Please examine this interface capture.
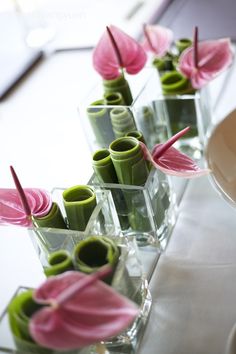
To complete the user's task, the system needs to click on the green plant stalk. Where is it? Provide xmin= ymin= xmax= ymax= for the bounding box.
xmin=125 ymin=130 xmax=146 ymax=144
xmin=109 ymin=137 xmax=152 ymax=233
xmin=86 ymin=99 xmax=115 ymax=148
xmin=110 ymin=107 xmax=137 ymax=138
xmin=109 ymin=137 xmax=149 ymax=186
xmin=152 ymin=52 xmax=176 ymax=73
xmin=160 ymin=70 xmax=198 ymax=139
xmin=135 ymin=105 xmax=163 ymax=148
xmin=33 ymin=202 xmax=67 ymax=229
xmin=44 ymin=250 xmax=74 ymax=277
xmin=175 ymin=38 xmax=192 ymax=54
xmin=92 ymin=148 xmax=130 ymax=230
xmin=103 ymin=74 xmax=133 ymax=105
xmin=92 ymin=148 xmax=118 ymax=184
xmin=125 ymin=131 xmax=153 ymax=170
xmin=7 ymin=289 xmax=87 ymax=353
xmin=7 ymin=289 xmax=52 ymax=353
xmin=63 ymin=185 xmax=97 ymax=231
xmin=104 ymin=91 xmax=124 ymax=105
xmin=73 ymin=235 xmax=120 ymax=284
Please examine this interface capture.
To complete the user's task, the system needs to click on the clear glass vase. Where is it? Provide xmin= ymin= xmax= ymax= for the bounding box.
xmin=78 ymin=68 xmax=167 ymax=152
xmin=26 ymin=231 xmax=153 ymax=353
xmin=154 ymin=86 xmax=212 ymax=160
xmin=88 ymin=167 xmax=177 ymax=250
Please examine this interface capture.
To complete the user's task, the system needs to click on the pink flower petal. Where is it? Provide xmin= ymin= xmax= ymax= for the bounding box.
xmin=178 ymin=38 xmax=233 ymax=89
xmin=0 ymin=188 xmax=52 ymax=226
xmin=93 ymin=25 xmax=147 ymax=80
xmin=140 ymin=126 xmax=210 ymax=178
xmin=151 ymin=145 xmax=210 ymax=177
xmin=142 ymin=25 xmax=173 ymax=57
xmin=30 ymin=189 xmax=52 ymax=217
xmin=30 ymin=270 xmax=139 ymax=350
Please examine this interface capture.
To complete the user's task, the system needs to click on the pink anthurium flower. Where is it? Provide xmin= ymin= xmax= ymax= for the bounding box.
xmin=178 ymin=27 xmax=233 ymax=89
xmin=0 ymin=166 xmax=52 ymax=226
xmin=142 ymin=24 xmax=173 ymax=57
xmin=30 ymin=266 xmax=139 ymax=350
xmin=93 ymin=25 xmax=147 ymax=80
xmin=0 ymin=188 xmax=52 ymax=226
xmin=140 ymin=127 xmax=210 ymax=178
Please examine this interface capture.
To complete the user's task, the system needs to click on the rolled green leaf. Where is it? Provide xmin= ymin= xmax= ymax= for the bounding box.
xmin=44 ymin=250 xmax=74 ymax=277
xmin=33 ymin=202 xmax=67 ymax=229
xmin=92 ymin=149 xmax=130 ymax=230
xmin=7 ymin=289 xmax=52 ymax=353
xmin=110 ymin=107 xmax=137 ymax=138
xmin=103 ymin=74 xmax=133 ymax=105
xmin=152 ymin=52 xmax=176 ymax=73
xmin=175 ymin=38 xmax=192 ymax=54
xmin=86 ymin=99 xmax=115 ymax=148
xmin=161 ymin=70 xmax=192 ymax=95
xmin=104 ymin=91 xmax=125 ymax=105
xmin=92 ymin=148 xmax=118 ymax=184
xmin=8 ymin=289 xmax=37 ymax=341
xmin=135 ymin=105 xmax=162 ymax=148
xmin=7 ymin=289 xmax=84 ymax=353
xmin=160 ymin=70 xmax=198 ymax=138
xmin=63 ymin=185 xmax=97 ymax=231
xmin=125 ymin=130 xmax=146 ymax=144
xmin=109 ymin=137 xmax=149 ymax=186
xmin=125 ymin=131 xmax=154 ymax=173
xmin=109 ymin=137 xmax=151 ymax=232
xmin=73 ymin=235 xmax=120 ymax=284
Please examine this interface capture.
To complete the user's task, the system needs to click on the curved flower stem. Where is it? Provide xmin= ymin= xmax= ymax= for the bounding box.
xmin=152 ymin=126 xmax=190 ymax=159
xmin=106 ymin=26 xmax=123 ymax=68
xmin=10 ymin=165 xmax=31 ymax=218
xmin=193 ymin=26 xmax=199 ymax=69
xmin=143 ymin=23 xmax=156 ymax=53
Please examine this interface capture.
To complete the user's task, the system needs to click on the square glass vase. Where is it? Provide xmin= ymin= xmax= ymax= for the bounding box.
xmin=88 ymin=168 xmax=177 ymax=250
xmin=26 ymin=230 xmax=152 ymax=354
xmin=154 ymin=87 xmax=212 ymax=160
xmin=78 ymin=68 xmax=168 ymax=152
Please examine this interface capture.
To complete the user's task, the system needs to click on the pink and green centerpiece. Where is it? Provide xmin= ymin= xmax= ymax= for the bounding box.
xmin=142 ymin=25 xmax=234 ymax=159
xmin=5 ymin=266 xmax=139 ymax=354
xmin=80 ymin=25 xmax=164 ymax=152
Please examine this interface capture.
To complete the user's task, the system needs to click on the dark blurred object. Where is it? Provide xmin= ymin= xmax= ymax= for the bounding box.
xmin=0 ymin=11 xmax=43 ymax=101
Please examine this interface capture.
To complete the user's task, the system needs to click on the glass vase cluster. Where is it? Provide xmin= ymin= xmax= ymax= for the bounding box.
xmin=79 ymin=68 xmax=168 ymax=151
xmin=0 ymin=182 xmax=157 ymax=353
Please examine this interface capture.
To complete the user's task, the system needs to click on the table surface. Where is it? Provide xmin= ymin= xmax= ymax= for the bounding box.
xmin=1 ymin=34 xmax=236 ymax=354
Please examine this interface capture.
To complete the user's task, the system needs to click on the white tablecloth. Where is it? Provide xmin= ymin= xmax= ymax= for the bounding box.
xmin=139 ymin=176 xmax=236 ymax=354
